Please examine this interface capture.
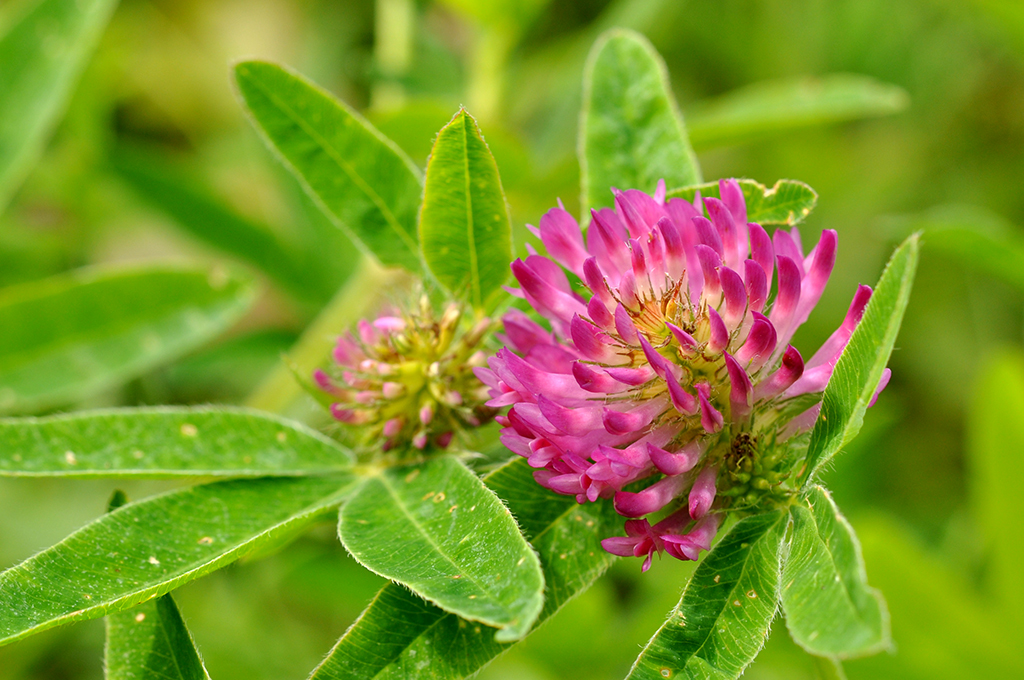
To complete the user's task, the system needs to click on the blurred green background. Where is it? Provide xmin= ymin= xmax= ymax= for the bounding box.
xmin=2 ymin=0 xmax=1024 ymax=678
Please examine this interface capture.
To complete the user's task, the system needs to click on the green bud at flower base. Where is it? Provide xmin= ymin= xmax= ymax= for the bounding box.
xmin=313 ymin=297 xmax=497 ymax=458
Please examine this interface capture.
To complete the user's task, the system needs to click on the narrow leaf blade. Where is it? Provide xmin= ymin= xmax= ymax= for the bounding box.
xmin=666 ymin=179 xmax=817 ymax=226
xmin=687 ymin=74 xmax=909 ymax=150
xmin=580 ymin=28 xmax=701 ymax=216
xmin=969 ymin=351 xmax=1024 ymax=627
xmin=781 ymin=486 xmax=890 ymax=658
xmin=801 ymin=234 xmax=920 ymax=484
xmin=0 ymin=0 xmax=118 ymax=213
xmin=626 ymin=511 xmax=787 ymax=680
xmin=337 ymin=456 xmax=544 ymax=642
xmin=310 ymin=456 xmax=620 ymax=680
xmin=0 ymin=474 xmax=359 ymax=646
xmin=0 ymin=265 xmax=256 ymax=415
xmin=0 ymin=406 xmax=352 ymax=477
xmin=419 ymin=109 xmax=513 ymax=311
xmin=105 ymin=594 xmax=210 ymax=680
xmin=233 ymin=60 xmax=424 ymax=271
xmin=111 ymin=145 xmax=338 ymax=304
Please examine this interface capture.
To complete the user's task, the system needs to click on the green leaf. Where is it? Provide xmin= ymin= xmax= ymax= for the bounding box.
xmin=969 ymin=351 xmax=1024 ymax=628
xmin=781 ymin=486 xmax=890 ymax=658
xmin=686 ymin=75 xmax=909 ymax=150
xmin=0 ymin=406 xmax=353 ymax=477
xmin=105 ymin=593 xmax=210 ymax=680
xmin=0 ymin=265 xmax=256 ymax=415
xmin=896 ymin=204 xmax=1024 ymax=292
xmin=233 ymin=60 xmax=424 ymax=272
xmin=579 ymin=28 xmax=701 ymax=216
xmin=0 ymin=474 xmax=359 ymax=646
xmin=309 ymin=456 xmax=620 ymax=680
xmin=626 ymin=511 xmax=788 ymax=680
xmin=418 ymin=109 xmax=513 ymax=311
xmin=845 ymin=514 xmax=1022 ymax=678
xmin=337 ymin=455 xmax=544 ymax=642
xmin=111 ymin=145 xmax=340 ymax=305
xmin=666 ymin=179 xmax=818 ymax=226
xmin=0 ymin=0 xmax=118 ymax=213
xmin=801 ymin=234 xmax=920 ymax=484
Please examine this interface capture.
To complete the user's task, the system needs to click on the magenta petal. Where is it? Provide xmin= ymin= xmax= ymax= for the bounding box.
xmin=743 ymin=259 xmax=768 ymax=314
xmin=688 ymin=465 xmax=718 ymax=519
xmin=538 ymin=395 xmax=603 ymax=435
xmin=735 ymin=313 xmax=777 ymax=372
xmin=539 ymin=206 xmax=588 ymax=276
xmin=614 ymin=473 xmax=690 ymax=517
xmin=570 ymin=314 xmax=620 ymax=364
xmin=587 ymin=296 xmax=615 ymax=330
xmin=769 ymin=255 xmax=802 ymax=337
xmin=695 ymin=244 xmax=723 ymax=305
xmin=791 ymin=230 xmax=837 ymax=333
xmin=748 ymin=224 xmax=775 ymax=291
xmin=606 ymin=365 xmax=656 ymax=385
xmin=589 ymin=208 xmax=631 ymax=276
xmin=720 ymin=178 xmax=747 ymax=226
xmin=724 ymin=353 xmax=753 ymax=422
xmin=638 ymin=334 xmax=672 ymax=379
xmin=707 ymin=307 xmax=729 ymax=355
xmin=648 ymin=440 xmax=702 ymax=475
xmin=720 ymin=266 xmax=747 ymax=332
xmin=774 ymin=229 xmax=805 ymax=272
xmin=754 ymin=345 xmax=804 ymax=401
xmin=807 ymin=284 xmax=872 ymax=369
xmin=693 ymin=216 xmax=724 ymax=255
xmin=657 ymin=217 xmax=687 ymax=280
xmin=697 ymin=383 xmax=724 ymax=433
xmin=869 ymin=368 xmax=891 ymax=407
xmin=603 ymin=398 xmax=666 ymax=435
xmin=666 ymin=321 xmax=700 ymax=356
xmin=614 ymin=303 xmax=641 ymax=345
xmin=666 ymin=377 xmax=698 ymax=414
xmin=583 ymin=256 xmax=614 ymax=305
xmin=573 ymin=361 xmax=628 ymax=393
xmin=602 ymin=536 xmax=642 ymax=557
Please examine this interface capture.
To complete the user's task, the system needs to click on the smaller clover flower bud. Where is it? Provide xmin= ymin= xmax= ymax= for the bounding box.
xmin=485 ymin=179 xmax=891 ymax=572
xmin=313 ymin=298 xmax=498 ymax=457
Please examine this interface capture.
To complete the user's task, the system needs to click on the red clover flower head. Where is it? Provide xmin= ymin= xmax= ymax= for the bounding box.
xmin=315 ymin=297 xmax=497 ymax=457
xmin=476 ymin=179 xmax=889 ymax=571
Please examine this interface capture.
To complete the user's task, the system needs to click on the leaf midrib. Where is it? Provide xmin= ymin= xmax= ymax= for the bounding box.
xmin=794 ymin=499 xmax=877 ymax=638
xmin=654 ymin=513 xmax=782 ymax=675
xmin=240 ymin=68 xmax=421 ymax=260
xmin=358 ymin=496 xmax=597 ymax=680
xmin=0 ymin=479 xmax=356 ymax=646
xmin=375 ymin=469 xmax=514 ymax=616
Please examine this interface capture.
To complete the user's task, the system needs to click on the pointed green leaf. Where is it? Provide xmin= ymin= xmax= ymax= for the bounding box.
xmin=0 ymin=265 xmax=256 ymax=415
xmin=0 ymin=406 xmax=352 ymax=477
xmin=580 ymin=28 xmax=701 ymax=216
xmin=666 ymin=179 xmax=818 ymax=226
xmin=338 ymin=455 xmax=544 ymax=643
xmin=899 ymin=204 xmax=1024 ymax=292
xmin=969 ymin=351 xmax=1024 ymax=627
xmin=310 ymin=456 xmax=619 ymax=680
xmin=801 ymin=234 xmax=919 ymax=484
xmin=781 ymin=486 xmax=890 ymax=658
xmin=105 ymin=593 xmax=210 ymax=680
xmin=848 ymin=514 xmax=1022 ymax=678
xmin=0 ymin=0 xmax=118 ymax=213
xmin=686 ymin=75 xmax=909 ymax=150
xmin=0 ymin=474 xmax=359 ymax=646
xmin=233 ymin=61 xmax=424 ymax=272
xmin=626 ymin=511 xmax=787 ymax=680
xmin=419 ymin=109 xmax=512 ymax=311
